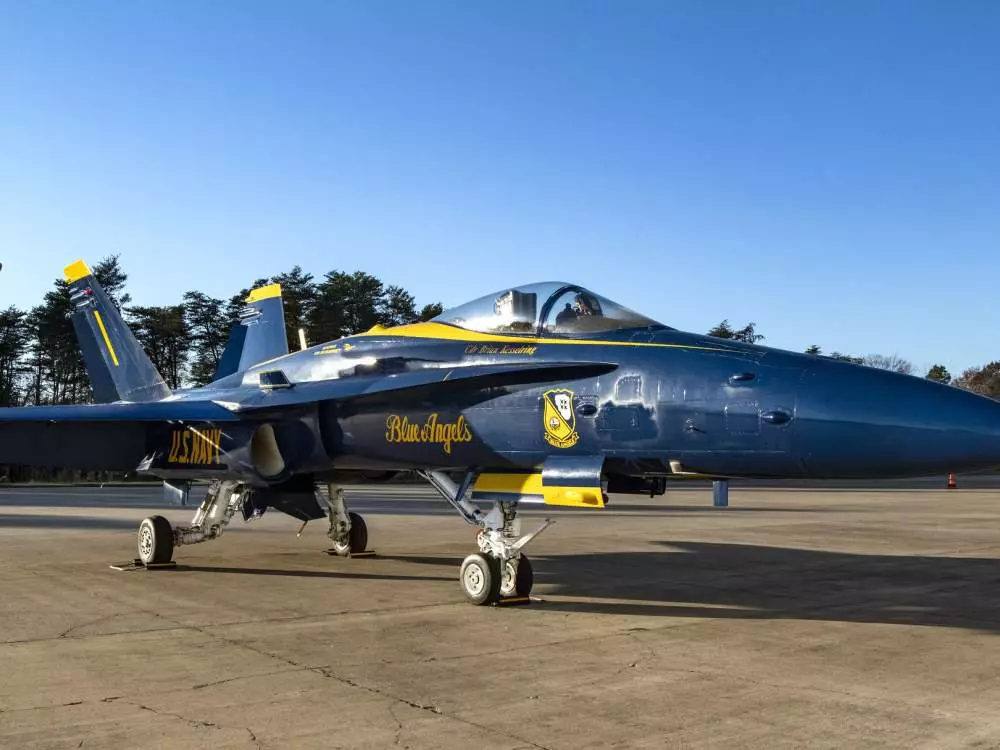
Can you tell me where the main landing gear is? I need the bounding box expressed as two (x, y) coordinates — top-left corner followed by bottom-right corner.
(323, 484), (369, 556)
(136, 479), (248, 565)
(420, 470), (552, 606)
(134, 480), (373, 565)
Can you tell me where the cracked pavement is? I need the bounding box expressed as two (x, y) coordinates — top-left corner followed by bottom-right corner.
(3, 484), (1000, 748)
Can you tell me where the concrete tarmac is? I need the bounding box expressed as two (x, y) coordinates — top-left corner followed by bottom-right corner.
(2, 483), (1000, 749)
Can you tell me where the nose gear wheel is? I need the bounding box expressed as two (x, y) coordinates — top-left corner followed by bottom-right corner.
(421, 470), (550, 606)
(460, 552), (502, 605)
(500, 555), (534, 598)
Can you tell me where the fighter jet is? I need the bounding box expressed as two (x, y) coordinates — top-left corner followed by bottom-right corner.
(4, 261), (1000, 605)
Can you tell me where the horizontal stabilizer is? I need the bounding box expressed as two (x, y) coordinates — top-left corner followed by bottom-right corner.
(0, 401), (241, 423)
(0, 401), (241, 469)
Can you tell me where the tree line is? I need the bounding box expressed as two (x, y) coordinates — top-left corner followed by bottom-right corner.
(2, 267), (999, 410)
(0, 255), (443, 408)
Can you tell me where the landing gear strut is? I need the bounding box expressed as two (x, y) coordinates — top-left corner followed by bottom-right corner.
(420, 470), (552, 605)
(136, 479), (248, 565)
(323, 484), (369, 556)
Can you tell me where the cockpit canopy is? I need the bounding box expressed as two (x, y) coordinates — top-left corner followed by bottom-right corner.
(432, 282), (666, 337)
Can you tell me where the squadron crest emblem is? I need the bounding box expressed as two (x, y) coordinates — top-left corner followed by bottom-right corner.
(543, 389), (579, 448)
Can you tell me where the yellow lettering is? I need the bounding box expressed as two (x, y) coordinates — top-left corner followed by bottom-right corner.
(168, 431), (179, 462)
(214, 429), (222, 464)
(384, 413), (473, 454)
(180, 432), (190, 464)
(386, 415), (402, 442)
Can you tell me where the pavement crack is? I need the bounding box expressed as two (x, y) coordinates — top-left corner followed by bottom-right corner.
(310, 666), (442, 714)
(307, 665), (552, 750)
(3, 601), (457, 646)
(57, 612), (124, 639)
(0, 699), (86, 714)
(192, 667), (303, 691)
(388, 703), (404, 747)
(112, 697), (220, 730)
(246, 727), (263, 749)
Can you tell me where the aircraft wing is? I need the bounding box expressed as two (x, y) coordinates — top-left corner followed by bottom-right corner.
(233, 361), (619, 413)
(0, 361), (615, 469)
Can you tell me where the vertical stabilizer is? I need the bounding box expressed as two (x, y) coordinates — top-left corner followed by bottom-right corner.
(213, 283), (288, 380)
(65, 260), (171, 403)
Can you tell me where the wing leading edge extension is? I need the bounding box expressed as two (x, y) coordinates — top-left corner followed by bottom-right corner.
(233, 360), (619, 412)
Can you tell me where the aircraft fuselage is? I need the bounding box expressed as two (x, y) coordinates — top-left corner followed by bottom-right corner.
(151, 323), (1000, 484)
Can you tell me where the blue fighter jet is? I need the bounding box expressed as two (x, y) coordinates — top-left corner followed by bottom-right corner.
(3, 261), (1000, 604)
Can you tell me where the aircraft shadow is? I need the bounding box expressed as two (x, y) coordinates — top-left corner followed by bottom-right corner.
(529, 541), (1000, 632)
(172, 564), (451, 583)
(0, 514), (138, 530)
(380, 545), (1000, 631)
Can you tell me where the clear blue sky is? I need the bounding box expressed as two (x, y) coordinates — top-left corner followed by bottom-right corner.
(1, 1), (997, 375)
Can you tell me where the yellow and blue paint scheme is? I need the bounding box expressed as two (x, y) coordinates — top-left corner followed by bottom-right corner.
(7, 273), (1000, 519)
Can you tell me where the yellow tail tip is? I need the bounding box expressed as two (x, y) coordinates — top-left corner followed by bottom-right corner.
(245, 282), (282, 303)
(64, 260), (92, 283)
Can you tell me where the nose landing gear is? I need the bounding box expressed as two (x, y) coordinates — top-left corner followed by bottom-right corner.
(460, 501), (551, 604)
(419, 470), (551, 606)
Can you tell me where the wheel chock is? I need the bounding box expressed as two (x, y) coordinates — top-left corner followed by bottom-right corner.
(109, 559), (178, 572)
(323, 549), (377, 558)
(492, 595), (531, 607)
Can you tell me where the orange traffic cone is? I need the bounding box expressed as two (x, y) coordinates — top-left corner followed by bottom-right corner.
(947, 473), (957, 489)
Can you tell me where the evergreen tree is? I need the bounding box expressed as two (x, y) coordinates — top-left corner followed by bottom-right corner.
(269, 266), (317, 350)
(707, 320), (735, 339)
(925, 364), (952, 384)
(91, 255), (132, 310)
(183, 292), (232, 386)
(418, 302), (444, 322)
(378, 285), (418, 327)
(733, 322), (764, 344)
(128, 305), (190, 388)
(707, 320), (763, 344)
(0, 307), (27, 406)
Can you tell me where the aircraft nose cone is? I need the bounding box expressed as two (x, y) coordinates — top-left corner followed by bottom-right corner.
(797, 360), (1000, 477)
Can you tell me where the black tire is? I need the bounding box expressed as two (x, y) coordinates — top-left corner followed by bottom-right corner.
(500, 555), (534, 598)
(137, 515), (174, 565)
(459, 553), (502, 605)
(347, 512), (367, 553)
(332, 512), (368, 556)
